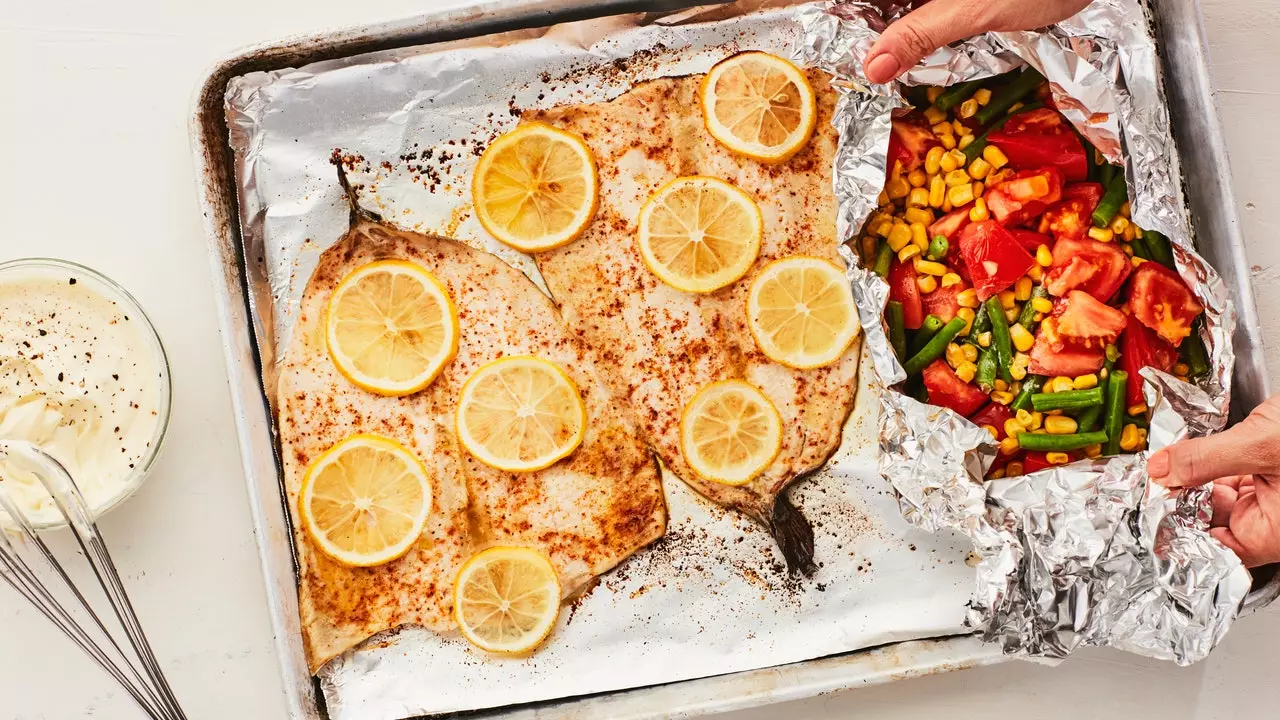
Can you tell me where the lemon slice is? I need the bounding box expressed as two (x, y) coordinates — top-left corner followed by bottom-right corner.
(700, 51), (817, 163)
(326, 260), (459, 397)
(747, 256), (861, 369)
(636, 176), (763, 293)
(300, 434), (432, 568)
(454, 546), (562, 654)
(679, 380), (782, 486)
(472, 122), (599, 252)
(455, 356), (587, 472)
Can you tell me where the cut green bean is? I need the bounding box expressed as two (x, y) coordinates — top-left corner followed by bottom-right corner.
(1104, 370), (1129, 455)
(927, 235), (949, 260)
(887, 301), (907, 361)
(1076, 405), (1103, 433)
(902, 316), (968, 376)
(976, 348), (998, 392)
(1011, 375), (1046, 411)
(1129, 233), (1152, 260)
(970, 303), (992, 337)
(873, 242), (894, 278)
(1092, 172), (1128, 228)
(910, 314), (945, 356)
(1099, 162), (1116, 189)
(1181, 318), (1211, 378)
(933, 79), (984, 111)
(1030, 387), (1105, 412)
(974, 68), (1046, 125)
(985, 296), (1014, 383)
(1017, 287), (1050, 329)
(1018, 431), (1109, 452)
(1144, 230), (1177, 269)
(905, 85), (931, 110)
(962, 101), (1045, 163)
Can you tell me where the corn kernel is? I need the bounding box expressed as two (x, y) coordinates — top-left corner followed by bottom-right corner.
(917, 275), (938, 294)
(955, 360), (978, 383)
(1070, 374), (1098, 390)
(972, 181), (984, 198)
(1127, 403), (1148, 416)
(887, 176), (911, 199)
(956, 307), (976, 334)
(940, 152), (960, 173)
(1004, 418), (1025, 438)
(887, 222), (913, 251)
(998, 436), (1020, 454)
(1031, 245), (1052, 269)
(1119, 423), (1143, 451)
(1010, 352), (1030, 380)
(1046, 452), (1070, 465)
(968, 198), (990, 222)
(1014, 276), (1033, 302)
(958, 98), (979, 119)
(974, 88), (992, 105)
(927, 86), (945, 103)
(1173, 363), (1190, 377)
(928, 176), (946, 208)
(947, 184), (975, 207)
(873, 217), (893, 238)
(1031, 296), (1054, 313)
(1009, 101), (1025, 113)
(962, 344), (979, 363)
(967, 159), (991, 182)
(910, 220), (928, 246)
(914, 259), (948, 276)
(1123, 224), (1137, 242)
(1110, 216), (1130, 235)
(1009, 323), (1035, 353)
(958, 134), (975, 150)
(924, 146), (945, 175)
(1010, 381), (1023, 395)
(898, 244), (922, 263)
(989, 468), (1006, 479)
(994, 379), (1009, 392)
(1099, 367), (1110, 380)
(941, 272), (964, 288)
(982, 425), (1000, 440)
(1084, 443), (1103, 458)
(945, 343), (967, 369)
(956, 288), (980, 308)
(1029, 410), (1044, 430)
(1120, 201), (1132, 217)
(977, 331), (993, 348)
(942, 197), (953, 212)
(877, 189), (890, 206)
(923, 105), (947, 124)
(946, 149), (967, 168)
(1015, 409), (1034, 425)
(997, 289), (1016, 309)
(1000, 461), (1023, 478)
(932, 121), (954, 137)
(986, 168), (1012, 187)
(983, 145), (1009, 169)
(1005, 308), (1019, 323)
(1088, 227), (1115, 243)
(1132, 256), (1145, 268)
(1045, 415), (1079, 435)
(1027, 264), (1044, 282)
(941, 134), (957, 150)
(1121, 243), (1135, 256)
(908, 169), (927, 188)
(905, 207), (934, 226)
(908, 187), (930, 208)
(944, 169), (972, 187)
(1051, 376), (1076, 394)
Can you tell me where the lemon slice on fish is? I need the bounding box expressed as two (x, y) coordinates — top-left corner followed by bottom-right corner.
(300, 434), (432, 568)
(680, 379), (782, 486)
(326, 260), (459, 396)
(454, 546), (562, 654)
(472, 122), (599, 252)
(636, 176), (763, 293)
(747, 256), (861, 369)
(700, 51), (817, 163)
(455, 356), (587, 472)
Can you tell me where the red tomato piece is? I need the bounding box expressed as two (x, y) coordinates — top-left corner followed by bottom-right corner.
(986, 167), (1064, 226)
(1011, 229), (1052, 254)
(1028, 333), (1106, 376)
(1001, 108), (1067, 134)
(921, 284), (962, 323)
(888, 257), (925, 330)
(922, 360), (989, 416)
(970, 403), (1014, 438)
(1040, 290), (1127, 349)
(1040, 182), (1104, 242)
(1043, 237), (1131, 302)
(1128, 262), (1204, 346)
(927, 204), (973, 242)
(1022, 451), (1053, 474)
(989, 130), (1088, 182)
(1119, 314), (1179, 406)
(958, 220), (1037, 301)
(888, 116), (940, 176)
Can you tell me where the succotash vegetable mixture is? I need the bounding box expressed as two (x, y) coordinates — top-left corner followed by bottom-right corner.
(863, 68), (1210, 480)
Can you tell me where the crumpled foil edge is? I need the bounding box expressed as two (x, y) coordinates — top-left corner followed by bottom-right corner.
(794, 0), (1251, 665)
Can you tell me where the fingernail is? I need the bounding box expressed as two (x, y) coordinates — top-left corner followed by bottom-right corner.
(866, 53), (902, 84)
(1147, 449), (1169, 478)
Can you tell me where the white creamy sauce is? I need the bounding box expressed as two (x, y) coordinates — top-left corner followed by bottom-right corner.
(0, 273), (162, 524)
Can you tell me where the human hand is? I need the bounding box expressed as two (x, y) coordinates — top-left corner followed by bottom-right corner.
(864, 0), (1095, 84)
(1148, 394), (1280, 568)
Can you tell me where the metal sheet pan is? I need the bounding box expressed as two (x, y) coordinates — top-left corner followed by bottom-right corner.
(189, 0), (1276, 717)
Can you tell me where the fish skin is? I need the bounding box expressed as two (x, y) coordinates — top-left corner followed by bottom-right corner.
(279, 216), (666, 672)
(527, 69), (859, 573)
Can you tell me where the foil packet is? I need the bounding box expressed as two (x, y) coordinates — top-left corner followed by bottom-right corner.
(793, 0), (1251, 664)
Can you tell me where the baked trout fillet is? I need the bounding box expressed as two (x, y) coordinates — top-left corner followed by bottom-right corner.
(526, 68), (859, 573)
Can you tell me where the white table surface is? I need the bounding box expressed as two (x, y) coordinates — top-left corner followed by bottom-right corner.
(1, 1), (1277, 718)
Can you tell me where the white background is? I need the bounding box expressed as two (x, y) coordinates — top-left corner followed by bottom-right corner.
(0, 0), (1276, 718)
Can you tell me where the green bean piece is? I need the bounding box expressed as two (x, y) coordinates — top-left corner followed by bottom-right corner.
(1099, 162), (1116, 189)
(873, 242), (894, 278)
(933, 80), (984, 111)
(1030, 387), (1105, 412)
(1017, 287), (1050, 329)
(1011, 375), (1046, 411)
(970, 303), (992, 337)
(910, 315), (946, 356)
(985, 297), (1014, 383)
(902, 317), (968, 377)
(905, 85), (932, 109)
(1076, 405), (1103, 433)
(1144, 230), (1177, 269)
(1129, 233), (1153, 260)
(974, 68), (1046, 125)
(1181, 318), (1211, 378)
(1092, 172), (1128, 228)
(1104, 370), (1129, 455)
(927, 235), (949, 261)
(887, 301), (908, 361)
(976, 348), (998, 392)
(1017, 431), (1109, 452)
(962, 100), (1045, 163)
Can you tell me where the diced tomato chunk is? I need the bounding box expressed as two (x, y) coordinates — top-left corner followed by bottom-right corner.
(958, 220), (1037, 301)
(1029, 333), (1106, 376)
(921, 284), (963, 323)
(1011, 229), (1052, 254)
(888, 116), (940, 176)
(1022, 451), (1053, 474)
(1043, 237), (1131, 302)
(927, 204), (973, 242)
(1128, 262), (1204, 346)
(986, 167), (1064, 226)
(988, 113), (1089, 182)
(922, 359), (989, 416)
(1041, 182), (1104, 243)
(1040, 290), (1127, 349)
(1119, 314), (1179, 406)
(888, 257), (925, 330)
(970, 403), (1014, 438)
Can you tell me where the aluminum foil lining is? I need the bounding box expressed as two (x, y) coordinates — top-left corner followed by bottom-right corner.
(794, 0), (1250, 665)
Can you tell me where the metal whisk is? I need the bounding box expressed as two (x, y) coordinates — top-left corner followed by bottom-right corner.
(0, 440), (187, 719)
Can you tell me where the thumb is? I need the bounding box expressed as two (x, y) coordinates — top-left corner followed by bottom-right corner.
(865, 0), (990, 83)
(1148, 423), (1279, 488)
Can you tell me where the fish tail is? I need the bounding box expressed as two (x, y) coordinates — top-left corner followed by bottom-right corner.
(330, 152), (384, 225)
(770, 494), (816, 576)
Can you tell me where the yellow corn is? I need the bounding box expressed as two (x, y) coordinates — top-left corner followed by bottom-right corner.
(972, 182), (984, 198)
(927, 86), (945, 103)
(1045, 415), (1079, 435)
(1132, 256), (1145, 268)
(948, 184), (975, 207)
(945, 343), (967, 369)
(877, 189), (890, 206)
(958, 98), (979, 119)
(940, 133), (957, 150)
(911, 222), (930, 251)
(942, 197), (953, 212)
(1031, 296), (1054, 313)
(914, 259), (948, 276)
(1033, 244), (1053, 267)
(1121, 243), (1135, 257)
(917, 275), (938, 294)
(969, 198), (990, 222)
(939, 152), (960, 173)
(1004, 308), (1019, 323)
(928, 176), (946, 208)
(1029, 410), (1044, 430)
(974, 88), (993, 105)
(989, 468), (1006, 479)
(1128, 403), (1148, 416)
(924, 146), (945, 176)
(1050, 376), (1076, 394)
(1072, 374), (1099, 390)
(1084, 443), (1103, 458)
(1009, 101), (1025, 113)
(1010, 352), (1030, 380)
(1046, 452), (1070, 465)
(1014, 276), (1033, 302)
(923, 106), (947, 124)
(981, 425), (1000, 441)
(994, 379), (1008, 392)
(967, 160), (991, 183)
(1004, 461), (1024, 477)
(983, 145), (1009, 169)
(945, 169), (972, 187)
(1119, 424), (1143, 451)
(956, 307), (976, 334)
(861, 235), (878, 260)
(958, 134), (975, 150)
(898, 244), (922, 263)
(955, 360), (978, 383)
(1123, 224), (1138, 242)
(1173, 363), (1190, 377)
(1004, 419), (1025, 438)
(1027, 264), (1044, 282)
(908, 169), (928, 188)
(999, 436), (1020, 454)
(946, 149), (967, 168)
(908, 187), (930, 208)
(932, 121), (954, 137)
(962, 344), (979, 363)
(873, 217), (894, 237)
(941, 272), (964, 288)
(1009, 323), (1035, 353)
(905, 207), (934, 226)
(977, 331), (993, 348)
(887, 222), (913, 251)
(1099, 367), (1110, 380)
(1088, 227), (1114, 243)
(887, 176), (911, 199)
(1110, 216), (1129, 235)
(1015, 409), (1034, 426)
(1120, 201), (1132, 217)
(956, 288), (980, 308)
(946, 121), (962, 137)
(997, 290), (1017, 310)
